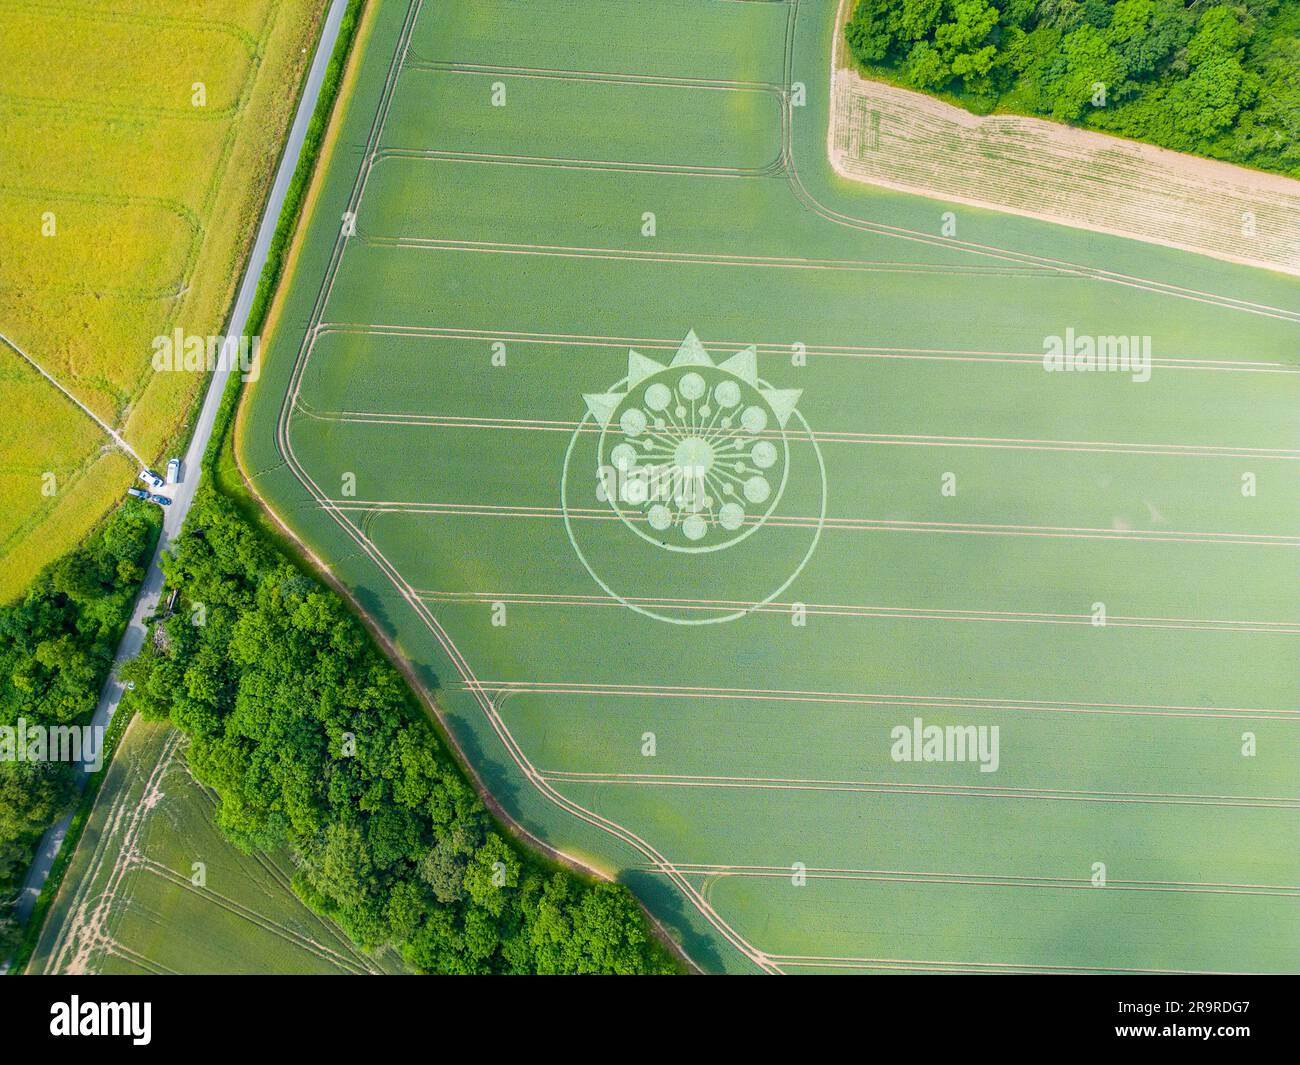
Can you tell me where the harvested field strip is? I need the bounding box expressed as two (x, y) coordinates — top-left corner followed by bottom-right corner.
(828, 1), (1300, 278)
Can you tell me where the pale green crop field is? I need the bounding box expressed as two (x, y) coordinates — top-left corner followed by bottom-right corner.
(28, 720), (406, 975)
(240, 0), (1299, 973)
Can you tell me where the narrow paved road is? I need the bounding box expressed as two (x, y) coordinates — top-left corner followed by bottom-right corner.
(4, 0), (351, 967)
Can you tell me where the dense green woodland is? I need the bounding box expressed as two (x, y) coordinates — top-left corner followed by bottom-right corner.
(121, 490), (679, 974)
(845, 0), (1300, 176)
(0, 501), (159, 954)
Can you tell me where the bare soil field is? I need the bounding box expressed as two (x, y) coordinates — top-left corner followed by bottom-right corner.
(829, 0), (1300, 278)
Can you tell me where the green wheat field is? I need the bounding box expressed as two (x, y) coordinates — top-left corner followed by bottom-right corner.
(234, 0), (1299, 973)
(29, 719), (406, 975)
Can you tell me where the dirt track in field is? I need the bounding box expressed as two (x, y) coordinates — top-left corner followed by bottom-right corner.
(827, 0), (1300, 278)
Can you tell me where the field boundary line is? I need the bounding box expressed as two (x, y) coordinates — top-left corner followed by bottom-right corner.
(361, 234), (1062, 279)
(9, 0), (261, 49)
(329, 499), (1300, 549)
(541, 769), (1300, 810)
(664, 861), (1300, 895)
(188, 784), (390, 974)
(0, 329), (143, 466)
(313, 322), (1300, 374)
(768, 954), (1264, 975)
(375, 145), (786, 178)
(299, 406), (1300, 460)
(404, 57), (787, 93)
(470, 680), (1298, 721)
(417, 589), (1300, 635)
(133, 856), (378, 975)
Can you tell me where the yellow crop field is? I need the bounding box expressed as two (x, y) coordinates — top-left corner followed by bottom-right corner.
(0, 0), (325, 601)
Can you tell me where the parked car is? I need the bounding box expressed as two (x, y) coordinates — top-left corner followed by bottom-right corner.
(148, 493), (172, 506)
(166, 457), (181, 485)
(138, 468), (165, 489)
(126, 486), (149, 499)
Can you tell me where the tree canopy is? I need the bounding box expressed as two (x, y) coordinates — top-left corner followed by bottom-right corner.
(844, 0), (1300, 177)
(122, 490), (680, 975)
(0, 500), (159, 917)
